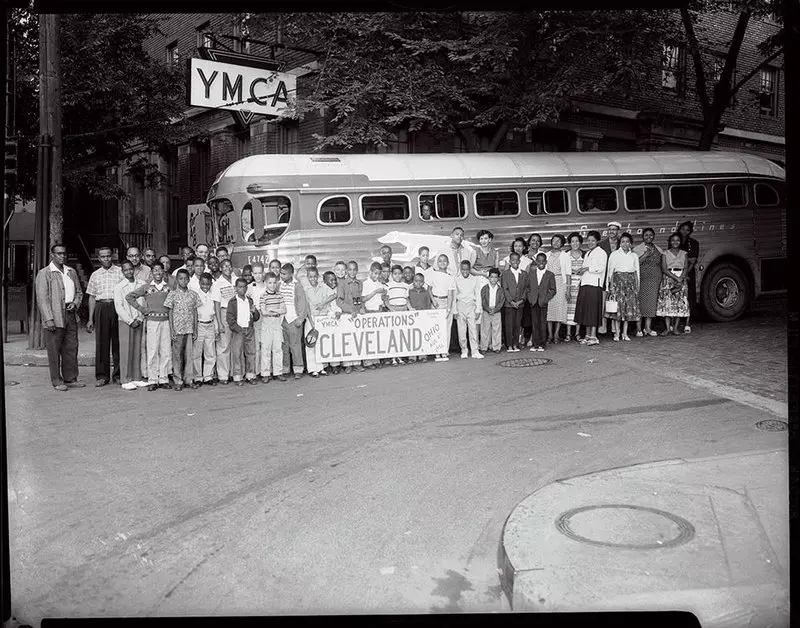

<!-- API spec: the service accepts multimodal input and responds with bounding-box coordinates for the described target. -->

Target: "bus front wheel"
[701,262,751,322]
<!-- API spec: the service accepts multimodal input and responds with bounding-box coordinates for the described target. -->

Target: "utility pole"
[29,13,61,350]
[3,8,17,344]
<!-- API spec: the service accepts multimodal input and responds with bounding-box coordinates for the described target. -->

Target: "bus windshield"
[242,195,291,244]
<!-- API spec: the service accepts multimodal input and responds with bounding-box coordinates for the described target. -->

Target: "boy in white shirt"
[414,246,436,287]
[455,260,483,359]
[428,254,456,361]
[211,259,237,383]
[192,272,219,388]
[361,262,386,369]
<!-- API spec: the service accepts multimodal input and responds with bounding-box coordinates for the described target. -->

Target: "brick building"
[63,10,784,266]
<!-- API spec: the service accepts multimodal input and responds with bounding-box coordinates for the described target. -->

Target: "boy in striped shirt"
[258,272,287,382]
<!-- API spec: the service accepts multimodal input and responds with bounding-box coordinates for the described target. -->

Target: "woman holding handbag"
[656,233,690,336]
[574,231,608,346]
[606,233,641,341]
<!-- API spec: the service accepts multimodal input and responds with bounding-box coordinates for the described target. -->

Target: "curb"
[497,449,787,610]
[4,354,95,367]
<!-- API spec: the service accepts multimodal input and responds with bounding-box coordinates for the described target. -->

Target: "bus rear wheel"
[701,262,750,322]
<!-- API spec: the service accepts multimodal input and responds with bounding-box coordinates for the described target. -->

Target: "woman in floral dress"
[656,232,689,335]
[545,233,570,343]
[633,228,663,336]
[606,232,640,341]
[564,231,584,341]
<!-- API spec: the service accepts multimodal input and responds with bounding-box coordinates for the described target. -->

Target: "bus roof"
[216,151,785,188]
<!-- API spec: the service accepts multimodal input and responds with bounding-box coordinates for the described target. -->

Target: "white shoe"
[529,347,537,352]
[135,380,149,387]
[472,352,484,359]
[441,356,449,361]
[121,382,137,390]
[461,352,469,359]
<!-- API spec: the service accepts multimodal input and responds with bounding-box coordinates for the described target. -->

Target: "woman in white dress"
[574,230,608,346]
[545,233,570,343]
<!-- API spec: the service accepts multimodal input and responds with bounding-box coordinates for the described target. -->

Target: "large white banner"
[313,310,448,362]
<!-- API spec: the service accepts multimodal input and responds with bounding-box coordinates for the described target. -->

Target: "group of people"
[34,220,699,391]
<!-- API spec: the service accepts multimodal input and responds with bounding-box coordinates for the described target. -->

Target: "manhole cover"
[555,504,695,550]
[498,357,552,368]
[6,381,19,386]
[755,419,788,432]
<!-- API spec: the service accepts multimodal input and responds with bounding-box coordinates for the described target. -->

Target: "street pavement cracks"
[4,311,789,621]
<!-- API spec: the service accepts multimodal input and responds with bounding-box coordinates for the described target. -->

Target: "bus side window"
[578,188,618,212]
[712,183,748,208]
[361,195,410,222]
[670,185,707,210]
[475,191,519,217]
[319,196,351,224]
[754,182,780,207]
[624,186,663,211]
[528,189,569,215]
[436,193,466,219]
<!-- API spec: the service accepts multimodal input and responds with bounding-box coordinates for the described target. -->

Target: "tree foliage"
[242,11,680,152]
[10,9,204,201]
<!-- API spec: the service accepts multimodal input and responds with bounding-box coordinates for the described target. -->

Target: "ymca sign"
[189,58,296,117]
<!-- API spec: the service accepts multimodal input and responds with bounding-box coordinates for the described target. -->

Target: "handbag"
[605,297,618,313]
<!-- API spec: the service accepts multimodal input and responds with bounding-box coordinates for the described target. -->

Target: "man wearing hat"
[598,221,622,335]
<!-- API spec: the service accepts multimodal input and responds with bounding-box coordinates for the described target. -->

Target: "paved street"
[5,305,788,623]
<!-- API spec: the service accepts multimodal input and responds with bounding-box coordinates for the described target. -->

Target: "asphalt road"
[5,306,788,622]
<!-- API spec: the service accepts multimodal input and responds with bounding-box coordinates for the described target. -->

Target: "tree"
[11,9,204,209]
[679,0,785,149]
[241,11,680,152]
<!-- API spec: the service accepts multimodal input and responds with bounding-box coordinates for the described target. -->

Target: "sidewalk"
[500,449,789,627]
[3,328,96,366]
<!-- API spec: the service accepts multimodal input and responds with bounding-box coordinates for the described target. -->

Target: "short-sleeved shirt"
[362,278,384,311]
[86,265,123,300]
[196,289,216,322]
[259,290,285,316]
[163,288,201,334]
[211,275,236,307]
[414,264,436,287]
[306,282,335,316]
[337,277,363,314]
[132,263,153,285]
[428,270,456,298]
[386,280,409,308]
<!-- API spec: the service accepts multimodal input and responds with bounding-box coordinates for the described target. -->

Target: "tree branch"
[681,8,710,119]
[728,46,784,100]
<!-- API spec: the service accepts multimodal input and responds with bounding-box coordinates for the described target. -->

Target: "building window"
[669,184,707,210]
[661,44,685,93]
[318,196,352,225]
[624,186,664,211]
[527,189,569,215]
[166,41,179,66]
[754,182,780,206]
[577,188,618,213]
[418,193,466,220]
[360,195,410,222]
[197,22,213,49]
[278,122,299,154]
[475,191,520,217]
[371,130,410,154]
[759,68,778,116]
[712,183,748,208]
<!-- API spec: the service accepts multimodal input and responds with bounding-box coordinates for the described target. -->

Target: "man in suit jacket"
[526,252,557,351]
[500,252,528,352]
[35,243,86,391]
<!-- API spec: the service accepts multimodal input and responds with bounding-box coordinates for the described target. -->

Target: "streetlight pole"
[29,13,61,350]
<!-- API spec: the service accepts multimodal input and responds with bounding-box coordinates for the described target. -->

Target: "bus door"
[752,180,786,291]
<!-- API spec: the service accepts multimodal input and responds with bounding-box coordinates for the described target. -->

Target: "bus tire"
[701,262,751,322]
